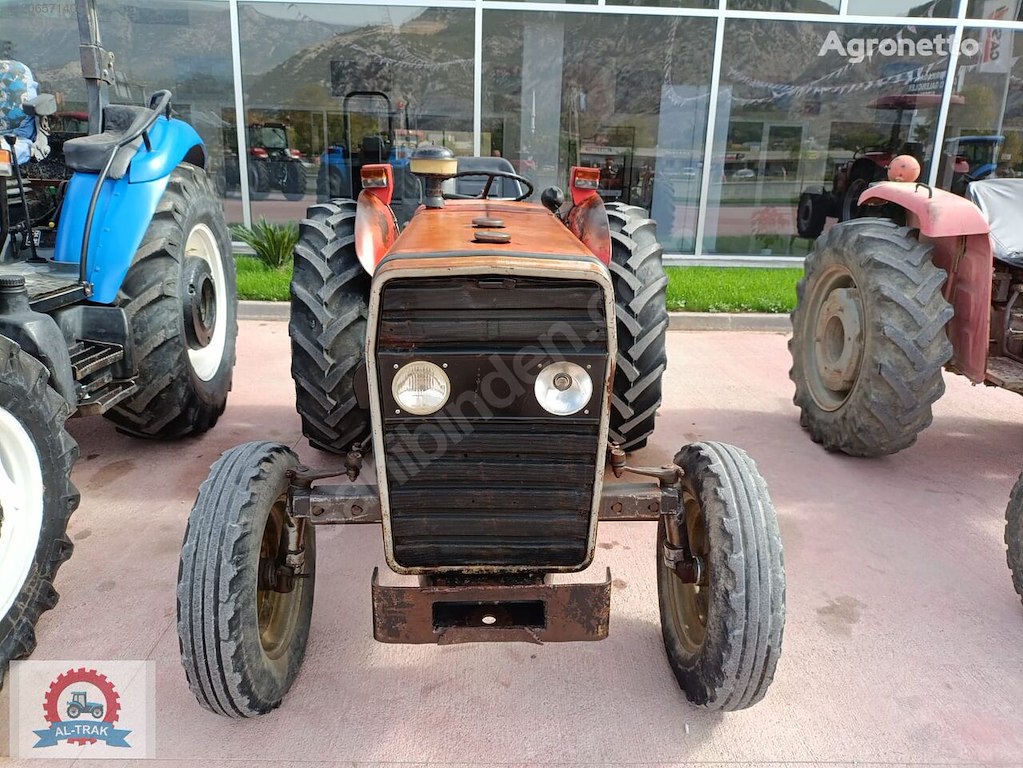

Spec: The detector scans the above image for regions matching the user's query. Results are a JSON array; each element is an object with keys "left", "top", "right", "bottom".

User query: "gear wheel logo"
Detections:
[{"left": 33, "top": 667, "right": 132, "bottom": 749}]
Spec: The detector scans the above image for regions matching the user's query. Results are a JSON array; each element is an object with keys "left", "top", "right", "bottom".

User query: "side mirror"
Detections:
[{"left": 23, "top": 94, "right": 57, "bottom": 117}]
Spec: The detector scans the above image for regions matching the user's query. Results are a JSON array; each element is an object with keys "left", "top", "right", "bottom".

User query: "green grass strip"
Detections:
[
  {"left": 665, "top": 266, "right": 801, "bottom": 313},
  {"left": 235, "top": 256, "right": 292, "bottom": 301}
]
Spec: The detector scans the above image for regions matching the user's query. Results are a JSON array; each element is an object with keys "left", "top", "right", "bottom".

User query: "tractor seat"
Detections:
[
  {"left": 63, "top": 104, "right": 149, "bottom": 180},
  {"left": 966, "top": 178, "right": 1023, "bottom": 267},
  {"left": 453, "top": 156, "right": 525, "bottom": 199}
]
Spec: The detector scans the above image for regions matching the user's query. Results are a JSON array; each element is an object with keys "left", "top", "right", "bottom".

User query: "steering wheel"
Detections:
[
  {"left": 852, "top": 145, "right": 890, "bottom": 160},
  {"left": 441, "top": 169, "right": 535, "bottom": 202}
]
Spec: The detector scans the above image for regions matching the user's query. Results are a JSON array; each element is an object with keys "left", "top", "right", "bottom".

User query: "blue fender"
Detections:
[
  {"left": 53, "top": 116, "right": 206, "bottom": 305},
  {"left": 972, "top": 163, "right": 997, "bottom": 181}
]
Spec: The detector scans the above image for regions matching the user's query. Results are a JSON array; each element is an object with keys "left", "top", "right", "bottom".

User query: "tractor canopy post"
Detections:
[{"left": 76, "top": 0, "right": 114, "bottom": 136}]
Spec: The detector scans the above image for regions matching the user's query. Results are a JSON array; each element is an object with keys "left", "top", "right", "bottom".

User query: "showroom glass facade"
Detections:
[{"left": 3, "top": 0, "right": 1023, "bottom": 261}]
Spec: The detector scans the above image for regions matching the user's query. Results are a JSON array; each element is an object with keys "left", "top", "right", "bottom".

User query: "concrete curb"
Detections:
[
  {"left": 239, "top": 300, "right": 792, "bottom": 331},
  {"left": 667, "top": 312, "right": 791, "bottom": 332},
  {"left": 239, "top": 300, "right": 290, "bottom": 321}
]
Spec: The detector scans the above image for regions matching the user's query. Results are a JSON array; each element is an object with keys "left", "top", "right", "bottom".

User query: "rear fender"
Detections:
[
  {"left": 52, "top": 116, "right": 207, "bottom": 305},
  {"left": 860, "top": 182, "right": 992, "bottom": 382},
  {"left": 53, "top": 172, "right": 169, "bottom": 304},
  {"left": 926, "top": 232, "right": 992, "bottom": 383},
  {"left": 127, "top": 116, "right": 205, "bottom": 181}
]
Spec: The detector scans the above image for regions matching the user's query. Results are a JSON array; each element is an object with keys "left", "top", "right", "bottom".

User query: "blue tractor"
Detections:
[
  {"left": 316, "top": 91, "right": 417, "bottom": 224},
  {"left": 0, "top": 1, "right": 237, "bottom": 679}
]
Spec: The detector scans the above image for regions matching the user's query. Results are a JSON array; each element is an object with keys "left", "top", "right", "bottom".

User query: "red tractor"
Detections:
[
  {"left": 789, "top": 158, "right": 1023, "bottom": 457},
  {"left": 176, "top": 147, "right": 786, "bottom": 716},
  {"left": 789, "top": 158, "right": 1023, "bottom": 610},
  {"left": 793, "top": 94, "right": 1003, "bottom": 239}
]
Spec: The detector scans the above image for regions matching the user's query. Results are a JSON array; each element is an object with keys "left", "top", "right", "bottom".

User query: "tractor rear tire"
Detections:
[
  {"left": 0, "top": 337, "right": 78, "bottom": 683},
  {"left": 1006, "top": 473, "right": 1023, "bottom": 607},
  {"left": 658, "top": 441, "right": 785, "bottom": 710},
  {"left": 606, "top": 204, "right": 668, "bottom": 451},
  {"left": 796, "top": 192, "right": 827, "bottom": 239},
  {"left": 177, "top": 441, "right": 315, "bottom": 717},
  {"left": 105, "top": 163, "right": 237, "bottom": 439},
  {"left": 789, "top": 218, "right": 952, "bottom": 456},
  {"left": 290, "top": 200, "right": 371, "bottom": 454}
]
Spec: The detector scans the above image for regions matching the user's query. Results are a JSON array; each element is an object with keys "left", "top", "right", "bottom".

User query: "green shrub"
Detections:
[{"left": 230, "top": 218, "right": 299, "bottom": 270}]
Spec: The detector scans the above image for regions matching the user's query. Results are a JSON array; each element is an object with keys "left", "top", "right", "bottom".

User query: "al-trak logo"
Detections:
[{"left": 33, "top": 667, "right": 132, "bottom": 749}]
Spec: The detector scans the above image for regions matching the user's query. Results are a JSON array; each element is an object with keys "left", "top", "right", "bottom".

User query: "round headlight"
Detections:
[
  {"left": 534, "top": 361, "right": 592, "bottom": 416},
  {"left": 392, "top": 361, "right": 450, "bottom": 415}
]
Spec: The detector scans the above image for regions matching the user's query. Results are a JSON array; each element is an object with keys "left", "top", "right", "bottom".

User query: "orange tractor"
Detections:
[{"left": 175, "top": 147, "right": 786, "bottom": 716}]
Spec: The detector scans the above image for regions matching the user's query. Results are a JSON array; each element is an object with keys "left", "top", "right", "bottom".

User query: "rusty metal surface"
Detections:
[
  {"left": 386, "top": 200, "right": 597, "bottom": 260},
  {"left": 292, "top": 481, "right": 672, "bottom": 525},
  {"left": 599, "top": 482, "right": 676, "bottom": 520},
  {"left": 292, "top": 484, "right": 382, "bottom": 523},
  {"left": 371, "top": 567, "right": 611, "bottom": 644}
]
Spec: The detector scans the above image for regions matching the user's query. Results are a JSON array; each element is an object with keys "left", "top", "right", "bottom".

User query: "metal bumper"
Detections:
[
  {"left": 291, "top": 481, "right": 668, "bottom": 523},
  {"left": 289, "top": 476, "right": 677, "bottom": 645},
  {"left": 371, "top": 568, "right": 611, "bottom": 644}
]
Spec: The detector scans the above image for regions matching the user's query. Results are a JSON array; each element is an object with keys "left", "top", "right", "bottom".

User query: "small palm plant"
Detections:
[{"left": 230, "top": 217, "right": 299, "bottom": 270}]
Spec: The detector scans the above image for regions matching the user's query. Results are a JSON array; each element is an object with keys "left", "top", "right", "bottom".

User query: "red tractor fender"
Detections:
[
  {"left": 859, "top": 181, "right": 993, "bottom": 383},
  {"left": 859, "top": 182, "right": 989, "bottom": 237}
]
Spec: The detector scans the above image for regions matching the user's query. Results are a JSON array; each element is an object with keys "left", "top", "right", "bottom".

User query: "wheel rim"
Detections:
[
  {"left": 803, "top": 265, "right": 865, "bottom": 411},
  {"left": 0, "top": 406, "right": 44, "bottom": 620},
  {"left": 256, "top": 497, "right": 305, "bottom": 660},
  {"left": 663, "top": 488, "right": 710, "bottom": 654},
  {"left": 184, "top": 223, "right": 228, "bottom": 382}
]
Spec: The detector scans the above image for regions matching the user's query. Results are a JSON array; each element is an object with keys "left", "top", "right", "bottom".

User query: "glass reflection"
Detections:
[
  {"left": 238, "top": 2, "right": 474, "bottom": 223},
  {"left": 0, "top": 1, "right": 236, "bottom": 216},
  {"left": 939, "top": 26, "right": 1023, "bottom": 187},
  {"left": 705, "top": 19, "right": 953, "bottom": 256},
  {"left": 483, "top": 10, "right": 716, "bottom": 252}
]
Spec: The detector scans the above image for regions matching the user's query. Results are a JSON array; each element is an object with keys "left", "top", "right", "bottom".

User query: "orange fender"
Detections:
[{"left": 355, "top": 191, "right": 399, "bottom": 273}]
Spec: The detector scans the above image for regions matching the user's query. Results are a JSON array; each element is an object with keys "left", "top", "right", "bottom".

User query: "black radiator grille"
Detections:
[{"left": 376, "top": 275, "right": 608, "bottom": 569}]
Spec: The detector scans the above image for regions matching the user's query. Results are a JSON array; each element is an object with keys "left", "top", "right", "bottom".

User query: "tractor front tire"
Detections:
[
  {"left": 0, "top": 337, "right": 78, "bottom": 682},
  {"left": 606, "top": 203, "right": 668, "bottom": 451},
  {"left": 105, "top": 163, "right": 237, "bottom": 439},
  {"left": 290, "top": 200, "right": 371, "bottom": 454},
  {"left": 1006, "top": 474, "right": 1023, "bottom": 607},
  {"left": 789, "top": 218, "right": 952, "bottom": 457},
  {"left": 283, "top": 163, "right": 306, "bottom": 202},
  {"left": 177, "top": 441, "right": 315, "bottom": 717},
  {"left": 796, "top": 192, "right": 827, "bottom": 239},
  {"left": 249, "top": 162, "right": 270, "bottom": 200},
  {"left": 658, "top": 441, "right": 785, "bottom": 710}
]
